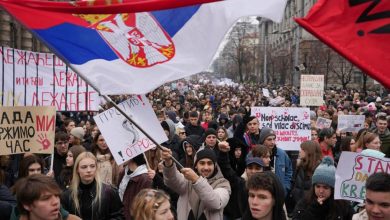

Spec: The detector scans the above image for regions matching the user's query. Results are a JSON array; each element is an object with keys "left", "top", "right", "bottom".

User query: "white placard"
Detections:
[
  {"left": 0, "top": 47, "right": 100, "bottom": 111},
  {"left": 315, "top": 117, "right": 332, "bottom": 129},
  {"left": 335, "top": 152, "right": 390, "bottom": 202},
  {"left": 337, "top": 115, "right": 365, "bottom": 132},
  {"left": 94, "top": 95, "right": 168, "bottom": 165},
  {"left": 251, "top": 107, "right": 311, "bottom": 151},
  {"left": 300, "top": 75, "right": 324, "bottom": 106},
  {"left": 262, "top": 88, "right": 270, "bottom": 97}
]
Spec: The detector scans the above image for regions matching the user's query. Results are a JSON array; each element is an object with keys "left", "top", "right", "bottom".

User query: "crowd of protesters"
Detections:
[{"left": 1, "top": 75, "right": 390, "bottom": 220}]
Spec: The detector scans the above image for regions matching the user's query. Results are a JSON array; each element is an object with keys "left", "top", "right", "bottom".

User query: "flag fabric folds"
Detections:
[
  {"left": 295, "top": 0, "right": 390, "bottom": 88},
  {"left": 0, "top": 0, "right": 287, "bottom": 95}
]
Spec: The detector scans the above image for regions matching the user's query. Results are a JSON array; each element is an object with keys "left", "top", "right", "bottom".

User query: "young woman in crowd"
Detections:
[
  {"left": 61, "top": 152, "right": 124, "bottom": 219},
  {"left": 292, "top": 157, "right": 354, "bottom": 220},
  {"left": 217, "top": 126, "right": 229, "bottom": 142},
  {"left": 63, "top": 118, "right": 76, "bottom": 135},
  {"left": 289, "top": 141, "right": 322, "bottom": 213},
  {"left": 355, "top": 131, "right": 381, "bottom": 152},
  {"left": 131, "top": 189, "right": 174, "bottom": 220},
  {"left": 17, "top": 154, "right": 45, "bottom": 179},
  {"left": 91, "top": 131, "right": 120, "bottom": 186},
  {"left": 144, "top": 147, "right": 162, "bottom": 171},
  {"left": 178, "top": 135, "right": 202, "bottom": 168},
  {"left": 59, "top": 145, "right": 86, "bottom": 190}
]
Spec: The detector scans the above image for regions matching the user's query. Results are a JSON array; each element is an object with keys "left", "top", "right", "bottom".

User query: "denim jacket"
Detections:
[{"left": 274, "top": 147, "right": 293, "bottom": 196}]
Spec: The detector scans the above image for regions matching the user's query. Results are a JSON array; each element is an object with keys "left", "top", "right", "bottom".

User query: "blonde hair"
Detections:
[
  {"left": 70, "top": 152, "right": 103, "bottom": 214},
  {"left": 131, "top": 189, "right": 170, "bottom": 220}
]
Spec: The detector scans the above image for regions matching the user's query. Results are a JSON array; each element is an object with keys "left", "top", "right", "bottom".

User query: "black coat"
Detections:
[
  {"left": 61, "top": 181, "right": 124, "bottom": 220},
  {"left": 0, "top": 184, "right": 16, "bottom": 220}
]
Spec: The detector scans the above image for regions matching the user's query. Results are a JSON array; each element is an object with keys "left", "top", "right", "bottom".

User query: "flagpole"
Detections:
[{"left": 7, "top": 20, "right": 184, "bottom": 169}]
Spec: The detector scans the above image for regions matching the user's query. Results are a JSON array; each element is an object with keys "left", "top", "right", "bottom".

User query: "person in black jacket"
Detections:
[
  {"left": 0, "top": 183, "right": 16, "bottom": 220},
  {"left": 292, "top": 157, "right": 354, "bottom": 220},
  {"left": 61, "top": 152, "right": 124, "bottom": 220}
]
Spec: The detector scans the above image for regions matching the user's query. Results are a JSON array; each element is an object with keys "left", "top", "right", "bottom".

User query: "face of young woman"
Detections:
[
  {"left": 28, "top": 163, "right": 42, "bottom": 176},
  {"left": 315, "top": 184, "right": 332, "bottom": 202},
  {"left": 66, "top": 151, "right": 74, "bottom": 167},
  {"left": 234, "top": 148, "right": 242, "bottom": 159},
  {"left": 97, "top": 135, "right": 108, "bottom": 151},
  {"left": 77, "top": 158, "right": 97, "bottom": 184},
  {"left": 366, "top": 136, "right": 381, "bottom": 151},
  {"left": 248, "top": 188, "right": 274, "bottom": 220},
  {"left": 261, "top": 152, "right": 271, "bottom": 167},
  {"left": 185, "top": 144, "right": 193, "bottom": 156},
  {"left": 217, "top": 129, "right": 226, "bottom": 139},
  {"left": 299, "top": 148, "right": 307, "bottom": 160},
  {"left": 154, "top": 200, "right": 174, "bottom": 220}
]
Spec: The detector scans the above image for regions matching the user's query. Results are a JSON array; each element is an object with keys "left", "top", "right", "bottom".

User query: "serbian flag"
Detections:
[
  {"left": 0, "top": 0, "right": 287, "bottom": 95},
  {"left": 295, "top": 0, "right": 390, "bottom": 88}
]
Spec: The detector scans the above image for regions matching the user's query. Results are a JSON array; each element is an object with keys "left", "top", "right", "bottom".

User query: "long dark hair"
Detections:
[{"left": 18, "top": 154, "right": 44, "bottom": 179}]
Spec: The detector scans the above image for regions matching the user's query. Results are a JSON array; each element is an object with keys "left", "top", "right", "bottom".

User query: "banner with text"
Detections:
[
  {"left": 335, "top": 152, "right": 390, "bottom": 202},
  {"left": 300, "top": 75, "right": 324, "bottom": 106},
  {"left": 0, "top": 47, "right": 100, "bottom": 111},
  {"left": 251, "top": 107, "right": 311, "bottom": 151},
  {"left": 0, "top": 106, "right": 56, "bottom": 155},
  {"left": 94, "top": 95, "right": 167, "bottom": 165},
  {"left": 337, "top": 115, "right": 365, "bottom": 133}
]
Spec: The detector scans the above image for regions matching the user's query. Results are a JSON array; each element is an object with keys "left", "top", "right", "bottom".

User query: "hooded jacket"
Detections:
[
  {"left": 163, "top": 163, "right": 231, "bottom": 220},
  {"left": 179, "top": 135, "right": 203, "bottom": 167}
]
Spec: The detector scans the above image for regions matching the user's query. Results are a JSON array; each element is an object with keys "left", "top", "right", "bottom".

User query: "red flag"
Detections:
[{"left": 295, "top": 0, "right": 390, "bottom": 88}]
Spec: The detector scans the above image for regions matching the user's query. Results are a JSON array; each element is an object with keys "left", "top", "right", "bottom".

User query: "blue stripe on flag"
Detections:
[
  {"left": 152, "top": 6, "right": 200, "bottom": 37},
  {"left": 35, "top": 23, "right": 117, "bottom": 64}
]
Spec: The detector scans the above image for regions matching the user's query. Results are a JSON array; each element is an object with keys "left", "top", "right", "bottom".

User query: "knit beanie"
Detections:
[
  {"left": 70, "top": 127, "right": 85, "bottom": 141},
  {"left": 312, "top": 156, "right": 336, "bottom": 188},
  {"left": 259, "top": 127, "right": 276, "bottom": 144},
  {"left": 204, "top": 128, "right": 217, "bottom": 138},
  {"left": 194, "top": 148, "right": 217, "bottom": 167}
]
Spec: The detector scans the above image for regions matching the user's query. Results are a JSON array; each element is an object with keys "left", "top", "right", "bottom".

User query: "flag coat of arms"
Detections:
[{"left": 0, "top": 0, "right": 287, "bottom": 95}]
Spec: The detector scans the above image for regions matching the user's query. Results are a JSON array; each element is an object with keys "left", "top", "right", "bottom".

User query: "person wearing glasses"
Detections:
[
  {"left": 44, "top": 132, "right": 70, "bottom": 185},
  {"left": 131, "top": 189, "right": 174, "bottom": 220}
]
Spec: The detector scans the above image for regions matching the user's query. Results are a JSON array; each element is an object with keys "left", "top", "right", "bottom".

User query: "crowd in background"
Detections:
[{"left": 1, "top": 75, "right": 390, "bottom": 220}]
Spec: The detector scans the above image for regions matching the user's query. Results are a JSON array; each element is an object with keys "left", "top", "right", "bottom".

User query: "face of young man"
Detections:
[
  {"left": 325, "top": 134, "right": 337, "bottom": 147},
  {"left": 246, "top": 164, "right": 263, "bottom": 179},
  {"left": 195, "top": 158, "right": 215, "bottom": 178},
  {"left": 248, "top": 188, "right": 274, "bottom": 220},
  {"left": 23, "top": 191, "right": 61, "bottom": 220},
  {"left": 376, "top": 119, "right": 388, "bottom": 134},
  {"left": 55, "top": 139, "right": 69, "bottom": 156},
  {"left": 263, "top": 136, "right": 276, "bottom": 150},
  {"left": 205, "top": 135, "right": 217, "bottom": 147},
  {"left": 247, "top": 118, "right": 260, "bottom": 134},
  {"left": 365, "top": 190, "right": 390, "bottom": 220},
  {"left": 189, "top": 116, "right": 198, "bottom": 126}
]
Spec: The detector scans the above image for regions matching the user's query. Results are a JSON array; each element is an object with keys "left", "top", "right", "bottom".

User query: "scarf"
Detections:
[{"left": 118, "top": 164, "right": 148, "bottom": 201}]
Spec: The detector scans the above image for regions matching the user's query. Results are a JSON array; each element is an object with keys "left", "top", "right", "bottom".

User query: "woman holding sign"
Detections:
[{"left": 292, "top": 157, "right": 354, "bottom": 220}]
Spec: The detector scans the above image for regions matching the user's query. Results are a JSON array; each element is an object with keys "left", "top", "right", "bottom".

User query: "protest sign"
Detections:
[
  {"left": 94, "top": 95, "right": 167, "bottom": 165},
  {"left": 315, "top": 117, "right": 332, "bottom": 129},
  {"left": 337, "top": 115, "right": 365, "bottom": 132},
  {"left": 300, "top": 75, "right": 324, "bottom": 106},
  {"left": 251, "top": 107, "right": 311, "bottom": 151},
  {"left": 262, "top": 88, "right": 270, "bottom": 97},
  {"left": 0, "top": 106, "right": 56, "bottom": 155},
  {"left": 0, "top": 47, "right": 100, "bottom": 111},
  {"left": 335, "top": 151, "right": 390, "bottom": 202}
]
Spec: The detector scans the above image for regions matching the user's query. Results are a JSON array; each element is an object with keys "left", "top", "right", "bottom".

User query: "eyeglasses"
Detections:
[{"left": 56, "top": 141, "right": 68, "bottom": 145}]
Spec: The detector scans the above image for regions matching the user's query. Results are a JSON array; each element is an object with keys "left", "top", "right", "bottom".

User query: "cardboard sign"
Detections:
[
  {"left": 94, "top": 95, "right": 167, "bottom": 165},
  {"left": 251, "top": 107, "right": 311, "bottom": 151},
  {"left": 337, "top": 115, "right": 365, "bottom": 132},
  {"left": 335, "top": 152, "right": 390, "bottom": 202},
  {"left": 0, "top": 106, "right": 56, "bottom": 155},
  {"left": 0, "top": 47, "right": 100, "bottom": 111},
  {"left": 315, "top": 117, "right": 332, "bottom": 129},
  {"left": 300, "top": 75, "right": 324, "bottom": 106}
]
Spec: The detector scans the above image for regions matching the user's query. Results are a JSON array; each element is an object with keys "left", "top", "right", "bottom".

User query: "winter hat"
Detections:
[
  {"left": 312, "top": 156, "right": 336, "bottom": 188},
  {"left": 204, "top": 128, "right": 217, "bottom": 138},
  {"left": 166, "top": 111, "right": 179, "bottom": 123},
  {"left": 259, "top": 127, "right": 276, "bottom": 144},
  {"left": 246, "top": 157, "right": 265, "bottom": 167},
  {"left": 160, "top": 121, "right": 170, "bottom": 132},
  {"left": 194, "top": 148, "right": 217, "bottom": 166},
  {"left": 70, "top": 127, "right": 85, "bottom": 141},
  {"left": 218, "top": 113, "right": 228, "bottom": 122},
  {"left": 366, "top": 102, "right": 377, "bottom": 111}
]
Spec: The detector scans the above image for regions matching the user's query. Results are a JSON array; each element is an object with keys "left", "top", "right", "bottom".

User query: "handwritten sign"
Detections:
[
  {"left": 0, "top": 47, "right": 100, "bottom": 111},
  {"left": 315, "top": 117, "right": 332, "bottom": 129},
  {"left": 251, "top": 107, "right": 311, "bottom": 151},
  {"left": 300, "top": 75, "right": 324, "bottom": 106},
  {"left": 335, "top": 152, "right": 390, "bottom": 202},
  {"left": 0, "top": 106, "right": 56, "bottom": 155},
  {"left": 94, "top": 95, "right": 167, "bottom": 165},
  {"left": 337, "top": 115, "right": 365, "bottom": 132}
]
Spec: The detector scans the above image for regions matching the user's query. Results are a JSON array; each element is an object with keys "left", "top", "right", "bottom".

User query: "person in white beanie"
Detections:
[{"left": 292, "top": 156, "right": 354, "bottom": 220}]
